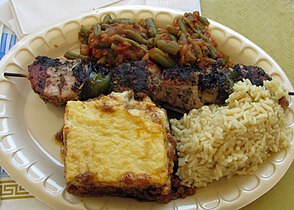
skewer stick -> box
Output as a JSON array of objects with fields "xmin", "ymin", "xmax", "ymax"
[
  {"xmin": 3, "ymin": 72, "xmax": 294, "ymax": 96},
  {"xmin": 3, "ymin": 72, "xmax": 27, "ymax": 78}
]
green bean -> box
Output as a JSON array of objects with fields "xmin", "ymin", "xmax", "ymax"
[
  {"xmin": 179, "ymin": 32, "xmax": 187, "ymax": 41},
  {"xmin": 154, "ymin": 33, "xmax": 161, "ymax": 44},
  {"xmin": 147, "ymin": 37, "xmax": 156, "ymax": 48},
  {"xmin": 145, "ymin": 18, "xmax": 157, "ymax": 37},
  {"xmin": 103, "ymin": 14, "xmax": 112, "ymax": 23},
  {"xmin": 111, "ymin": 43, "xmax": 118, "ymax": 50},
  {"xmin": 97, "ymin": 56, "xmax": 107, "ymax": 65},
  {"xmin": 140, "ymin": 32, "xmax": 148, "ymax": 40},
  {"xmin": 184, "ymin": 51, "xmax": 197, "ymax": 64},
  {"xmin": 112, "ymin": 34, "xmax": 148, "ymax": 52},
  {"xmin": 169, "ymin": 34, "xmax": 177, "ymax": 42},
  {"xmin": 202, "ymin": 40, "xmax": 218, "ymax": 58},
  {"xmin": 80, "ymin": 44, "xmax": 88, "ymax": 55},
  {"xmin": 93, "ymin": 24, "xmax": 101, "ymax": 36},
  {"xmin": 206, "ymin": 58, "xmax": 217, "ymax": 63},
  {"xmin": 97, "ymin": 42, "xmax": 111, "ymax": 49},
  {"xmin": 149, "ymin": 48, "xmax": 176, "ymax": 68},
  {"xmin": 124, "ymin": 30, "xmax": 148, "ymax": 45},
  {"xmin": 166, "ymin": 25, "xmax": 178, "ymax": 36},
  {"xmin": 112, "ymin": 34, "xmax": 131, "ymax": 43},
  {"xmin": 79, "ymin": 37, "xmax": 88, "ymax": 45},
  {"xmin": 156, "ymin": 40, "xmax": 179, "ymax": 56},
  {"xmin": 194, "ymin": 30, "xmax": 208, "ymax": 40},
  {"xmin": 154, "ymin": 33, "xmax": 169, "ymax": 44},
  {"xmin": 79, "ymin": 26, "xmax": 90, "ymax": 34},
  {"xmin": 177, "ymin": 18, "xmax": 187, "ymax": 33},
  {"xmin": 153, "ymin": 47, "xmax": 166, "ymax": 56},
  {"xmin": 184, "ymin": 12, "xmax": 190, "ymax": 17},
  {"xmin": 189, "ymin": 38, "xmax": 203, "ymax": 59},
  {"xmin": 222, "ymin": 55, "xmax": 230, "ymax": 65},
  {"xmin": 199, "ymin": 16, "xmax": 210, "ymax": 26},
  {"xmin": 138, "ymin": 19, "xmax": 146, "ymax": 28},
  {"xmin": 201, "ymin": 45, "xmax": 209, "ymax": 56},
  {"xmin": 207, "ymin": 45, "xmax": 218, "ymax": 58},
  {"xmin": 101, "ymin": 24, "xmax": 114, "ymax": 30},
  {"xmin": 183, "ymin": 17, "xmax": 197, "ymax": 32},
  {"xmin": 112, "ymin": 18, "xmax": 135, "ymax": 24},
  {"xmin": 78, "ymin": 26, "xmax": 90, "ymax": 44},
  {"xmin": 64, "ymin": 50, "xmax": 88, "ymax": 61},
  {"xmin": 107, "ymin": 49, "xmax": 116, "ymax": 63}
]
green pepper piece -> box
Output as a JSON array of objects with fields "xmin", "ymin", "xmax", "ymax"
[
  {"xmin": 228, "ymin": 69, "xmax": 240, "ymax": 80},
  {"xmin": 79, "ymin": 71, "xmax": 111, "ymax": 100}
]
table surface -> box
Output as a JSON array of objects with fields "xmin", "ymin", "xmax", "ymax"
[
  {"xmin": 1, "ymin": 0, "xmax": 293, "ymax": 209},
  {"xmin": 201, "ymin": 0, "xmax": 294, "ymax": 209}
]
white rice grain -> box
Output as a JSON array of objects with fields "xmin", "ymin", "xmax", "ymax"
[{"xmin": 171, "ymin": 79, "xmax": 291, "ymax": 188}]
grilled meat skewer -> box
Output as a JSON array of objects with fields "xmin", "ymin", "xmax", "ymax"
[
  {"xmin": 26, "ymin": 56, "xmax": 273, "ymax": 110},
  {"xmin": 28, "ymin": 56, "xmax": 112, "ymax": 107},
  {"xmin": 28, "ymin": 56, "xmax": 87, "ymax": 107}
]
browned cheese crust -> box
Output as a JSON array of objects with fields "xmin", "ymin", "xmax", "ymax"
[{"xmin": 63, "ymin": 91, "xmax": 195, "ymax": 203}]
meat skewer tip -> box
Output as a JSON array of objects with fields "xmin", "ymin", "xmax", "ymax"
[{"xmin": 4, "ymin": 72, "xmax": 27, "ymax": 78}]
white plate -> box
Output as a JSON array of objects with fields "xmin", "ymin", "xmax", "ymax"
[{"xmin": 0, "ymin": 5, "xmax": 293, "ymax": 210}]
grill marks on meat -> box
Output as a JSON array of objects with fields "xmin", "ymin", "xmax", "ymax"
[
  {"xmin": 109, "ymin": 61, "xmax": 233, "ymax": 111},
  {"xmin": 153, "ymin": 63, "xmax": 233, "ymax": 110},
  {"xmin": 110, "ymin": 61, "xmax": 161, "ymax": 99},
  {"xmin": 153, "ymin": 66, "xmax": 202, "ymax": 111},
  {"xmin": 28, "ymin": 56, "xmax": 87, "ymax": 107}
]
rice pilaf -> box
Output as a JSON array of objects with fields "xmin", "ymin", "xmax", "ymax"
[{"xmin": 171, "ymin": 79, "xmax": 291, "ymax": 187}]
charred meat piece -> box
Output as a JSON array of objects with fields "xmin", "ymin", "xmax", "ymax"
[
  {"xmin": 28, "ymin": 56, "xmax": 87, "ymax": 107},
  {"xmin": 153, "ymin": 63, "xmax": 233, "ymax": 111},
  {"xmin": 153, "ymin": 65, "xmax": 203, "ymax": 110},
  {"xmin": 231, "ymin": 64, "xmax": 272, "ymax": 85},
  {"xmin": 109, "ymin": 60, "xmax": 161, "ymax": 99},
  {"xmin": 198, "ymin": 61, "xmax": 232, "ymax": 105},
  {"xmin": 198, "ymin": 65, "xmax": 233, "ymax": 105}
]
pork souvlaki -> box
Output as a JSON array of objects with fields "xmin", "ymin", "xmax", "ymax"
[
  {"xmin": 27, "ymin": 56, "xmax": 278, "ymax": 111},
  {"xmin": 26, "ymin": 11, "xmax": 288, "ymax": 110}
]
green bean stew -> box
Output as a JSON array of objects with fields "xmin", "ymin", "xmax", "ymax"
[{"xmin": 77, "ymin": 11, "xmax": 228, "ymax": 68}]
